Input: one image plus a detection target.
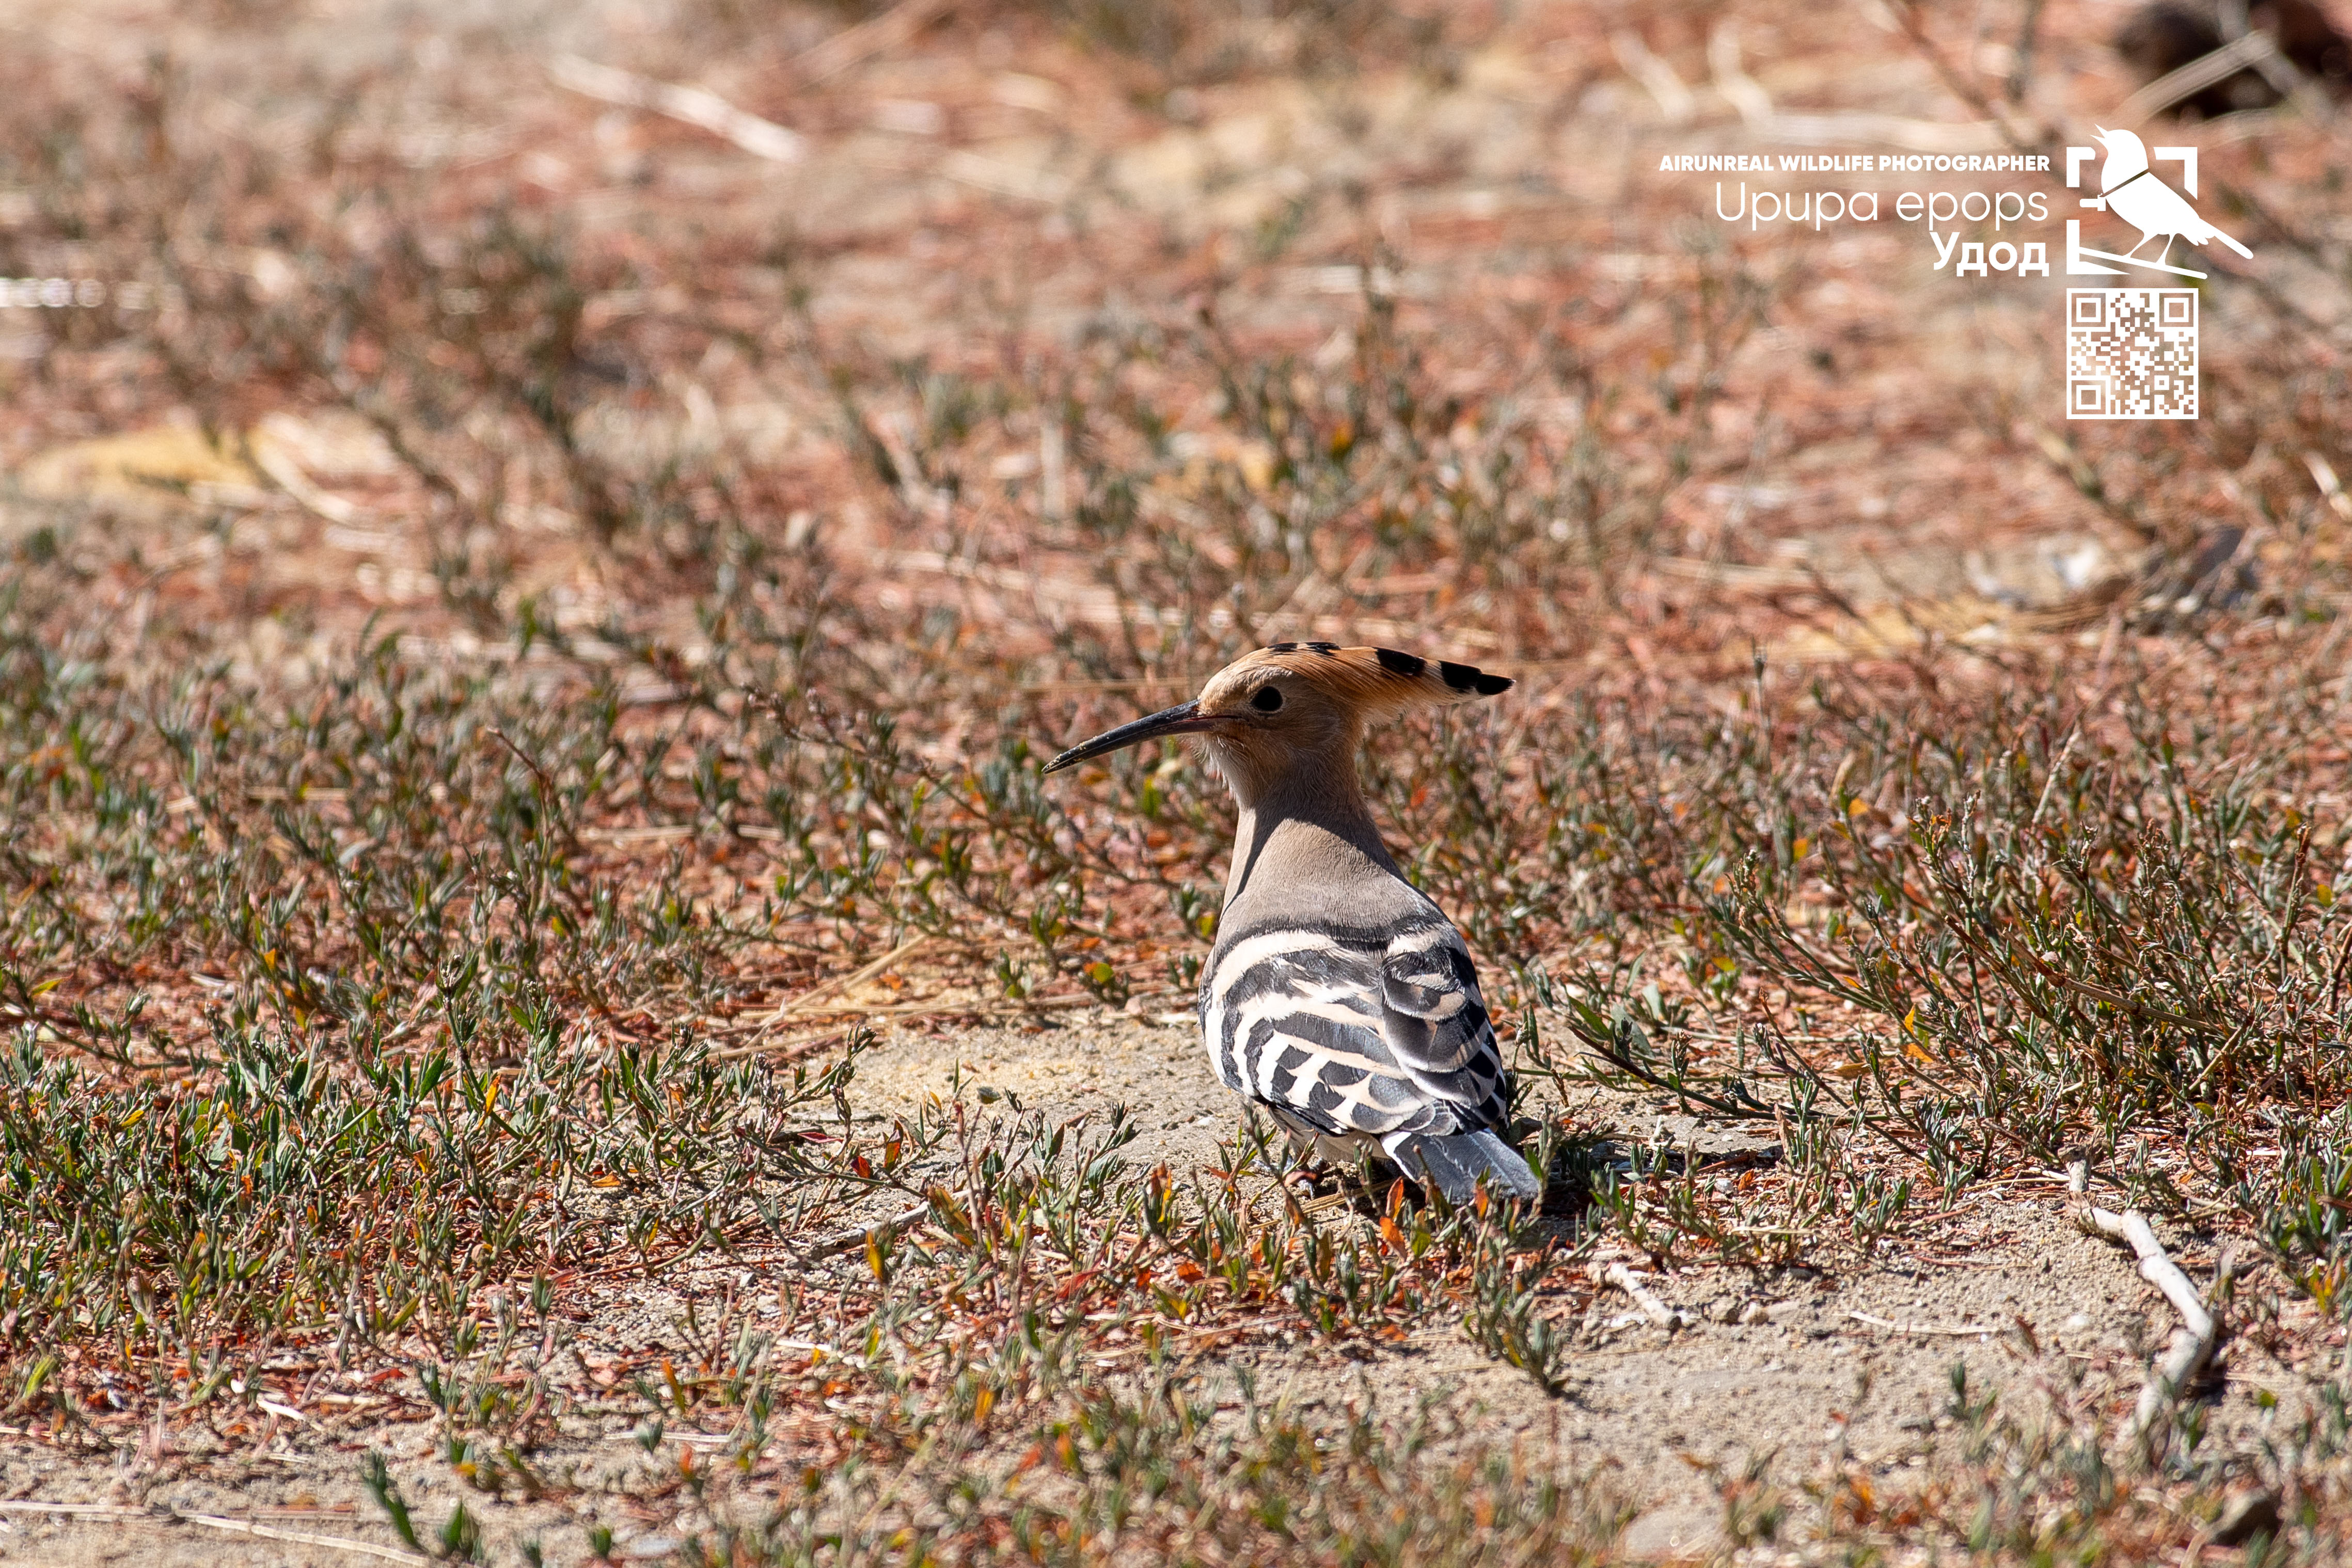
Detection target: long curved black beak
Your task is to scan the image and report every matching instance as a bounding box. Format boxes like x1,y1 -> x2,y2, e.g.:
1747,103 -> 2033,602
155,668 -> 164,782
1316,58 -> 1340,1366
1041,701 -> 1221,774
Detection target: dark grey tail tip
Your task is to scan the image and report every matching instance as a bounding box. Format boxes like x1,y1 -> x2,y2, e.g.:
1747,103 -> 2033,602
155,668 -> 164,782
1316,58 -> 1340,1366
1435,1169 -> 1542,1207
1394,1130 -> 1542,1205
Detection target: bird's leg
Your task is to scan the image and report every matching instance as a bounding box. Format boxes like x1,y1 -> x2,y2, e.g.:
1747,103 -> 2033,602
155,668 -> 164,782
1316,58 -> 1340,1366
2119,232 -> 2154,260
2154,233 -> 2176,267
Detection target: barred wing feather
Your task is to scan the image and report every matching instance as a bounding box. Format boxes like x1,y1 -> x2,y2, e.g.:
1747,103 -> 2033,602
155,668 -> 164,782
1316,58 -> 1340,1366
1198,917 -> 1536,1201
1200,924 -> 1447,1139
1201,918 -> 1510,1136
1378,929 -> 1511,1127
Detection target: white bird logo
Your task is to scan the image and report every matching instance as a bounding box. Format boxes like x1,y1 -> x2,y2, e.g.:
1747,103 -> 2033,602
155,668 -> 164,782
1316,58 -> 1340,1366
2088,126 -> 2251,268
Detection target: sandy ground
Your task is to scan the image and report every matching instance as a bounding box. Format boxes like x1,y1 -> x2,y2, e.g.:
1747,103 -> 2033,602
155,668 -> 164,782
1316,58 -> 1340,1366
1,1013 -> 2326,1565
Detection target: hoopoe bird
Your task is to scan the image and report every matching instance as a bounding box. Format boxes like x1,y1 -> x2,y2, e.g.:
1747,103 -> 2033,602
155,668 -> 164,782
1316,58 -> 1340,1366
1044,643 -> 1541,1202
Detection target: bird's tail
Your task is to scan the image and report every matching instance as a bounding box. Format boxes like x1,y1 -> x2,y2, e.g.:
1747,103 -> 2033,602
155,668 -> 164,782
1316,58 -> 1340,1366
2211,225 -> 2252,259
1385,1128 -> 1542,1203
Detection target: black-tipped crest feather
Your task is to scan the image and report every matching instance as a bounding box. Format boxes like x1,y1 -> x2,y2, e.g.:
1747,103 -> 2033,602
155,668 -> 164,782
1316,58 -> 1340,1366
1222,645 -> 1513,710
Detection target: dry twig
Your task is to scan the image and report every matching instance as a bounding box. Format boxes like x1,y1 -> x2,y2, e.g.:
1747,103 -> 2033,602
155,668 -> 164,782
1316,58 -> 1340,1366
1847,1309 -> 1997,1337
710,989 -> 1104,1060
799,1203 -> 930,1261
549,55 -> 804,163
0,1501 -> 427,1564
1599,1262 -> 1690,1329
791,0 -> 954,84
2070,1161 -> 2221,1453
763,933 -> 933,1025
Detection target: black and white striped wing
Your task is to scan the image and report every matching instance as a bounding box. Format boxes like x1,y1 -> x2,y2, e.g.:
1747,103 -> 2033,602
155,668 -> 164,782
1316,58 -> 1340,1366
1379,928 -> 1511,1128
1199,926 -> 1450,1141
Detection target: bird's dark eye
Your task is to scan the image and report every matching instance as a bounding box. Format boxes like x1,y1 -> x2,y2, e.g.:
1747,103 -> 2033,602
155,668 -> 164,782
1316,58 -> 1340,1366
1251,686 -> 1284,712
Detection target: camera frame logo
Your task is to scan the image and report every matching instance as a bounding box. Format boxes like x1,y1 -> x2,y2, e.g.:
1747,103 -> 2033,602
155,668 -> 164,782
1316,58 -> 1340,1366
2061,128 -> 2247,422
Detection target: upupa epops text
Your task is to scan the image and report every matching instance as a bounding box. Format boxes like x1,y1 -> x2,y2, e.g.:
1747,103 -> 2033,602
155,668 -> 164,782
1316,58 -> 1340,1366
1045,643 -> 1541,1202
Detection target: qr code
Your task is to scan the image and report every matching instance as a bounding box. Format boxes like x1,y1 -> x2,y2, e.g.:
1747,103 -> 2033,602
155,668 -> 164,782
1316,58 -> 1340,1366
2066,289 -> 2197,420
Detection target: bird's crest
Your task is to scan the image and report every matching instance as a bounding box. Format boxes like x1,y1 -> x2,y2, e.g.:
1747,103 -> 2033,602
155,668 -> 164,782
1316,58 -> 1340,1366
1203,642 -> 1513,714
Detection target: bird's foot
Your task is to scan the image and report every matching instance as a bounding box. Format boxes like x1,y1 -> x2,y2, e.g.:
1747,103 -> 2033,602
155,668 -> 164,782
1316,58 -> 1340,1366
1284,1166 -> 1337,1196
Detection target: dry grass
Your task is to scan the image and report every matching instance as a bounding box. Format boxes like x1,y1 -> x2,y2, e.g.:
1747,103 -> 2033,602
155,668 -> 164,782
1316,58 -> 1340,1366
4,0 -> 2352,1561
